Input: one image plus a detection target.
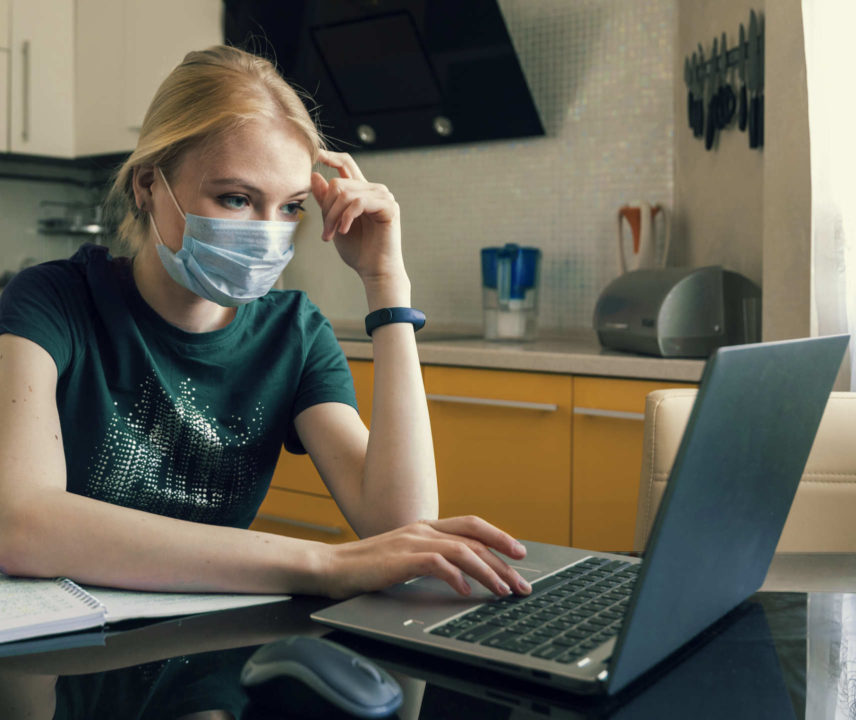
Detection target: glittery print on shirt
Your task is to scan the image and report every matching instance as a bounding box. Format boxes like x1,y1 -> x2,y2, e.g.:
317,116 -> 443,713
85,373 -> 265,523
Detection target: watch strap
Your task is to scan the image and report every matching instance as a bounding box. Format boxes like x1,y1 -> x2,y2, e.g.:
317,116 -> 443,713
365,307 -> 426,336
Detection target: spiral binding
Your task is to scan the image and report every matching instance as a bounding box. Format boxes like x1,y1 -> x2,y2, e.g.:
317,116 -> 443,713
56,578 -> 105,612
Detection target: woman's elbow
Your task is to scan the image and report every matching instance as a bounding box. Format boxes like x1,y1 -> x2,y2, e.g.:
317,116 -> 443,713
0,495 -> 50,578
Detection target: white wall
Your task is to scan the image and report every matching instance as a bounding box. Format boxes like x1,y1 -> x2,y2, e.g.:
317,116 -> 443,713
673,0 -> 811,342
761,0 -> 810,341
280,0 -> 677,332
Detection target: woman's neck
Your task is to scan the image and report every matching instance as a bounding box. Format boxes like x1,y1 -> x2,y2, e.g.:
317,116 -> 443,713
131,243 -> 237,333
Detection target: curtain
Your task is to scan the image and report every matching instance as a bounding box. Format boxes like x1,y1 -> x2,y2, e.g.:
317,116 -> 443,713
803,4 -> 856,715
807,593 -> 856,719
803,0 -> 856,390
804,0 -> 856,390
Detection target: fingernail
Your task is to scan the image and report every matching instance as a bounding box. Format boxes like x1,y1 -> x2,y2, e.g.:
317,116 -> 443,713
497,581 -> 511,596
518,578 -> 531,594
514,541 -> 526,555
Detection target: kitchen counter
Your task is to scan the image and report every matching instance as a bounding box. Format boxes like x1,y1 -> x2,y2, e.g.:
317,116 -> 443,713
333,323 -> 707,382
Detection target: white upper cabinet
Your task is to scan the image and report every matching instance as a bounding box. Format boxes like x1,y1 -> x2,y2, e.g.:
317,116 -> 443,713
121,0 -> 223,133
0,51 -> 8,154
0,0 -> 9,153
2,0 -> 222,159
0,0 -> 8,46
9,0 -> 75,157
76,0 -> 222,157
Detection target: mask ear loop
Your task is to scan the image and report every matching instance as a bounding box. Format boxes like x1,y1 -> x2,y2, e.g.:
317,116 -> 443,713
149,166 -> 186,247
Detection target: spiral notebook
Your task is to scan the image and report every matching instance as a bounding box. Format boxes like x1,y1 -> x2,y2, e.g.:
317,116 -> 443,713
0,574 -> 290,644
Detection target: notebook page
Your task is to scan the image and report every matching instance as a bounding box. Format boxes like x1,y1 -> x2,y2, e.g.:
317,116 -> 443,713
0,576 -> 105,643
81,585 -> 291,624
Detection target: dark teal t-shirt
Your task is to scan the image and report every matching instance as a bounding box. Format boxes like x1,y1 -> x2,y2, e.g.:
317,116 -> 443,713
0,244 -> 357,528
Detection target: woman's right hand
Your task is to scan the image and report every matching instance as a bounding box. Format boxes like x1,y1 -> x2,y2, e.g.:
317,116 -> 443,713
318,516 -> 533,600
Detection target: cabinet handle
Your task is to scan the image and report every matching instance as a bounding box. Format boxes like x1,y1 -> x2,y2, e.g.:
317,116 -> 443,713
20,40 -> 29,142
426,393 -> 558,412
573,407 -> 645,421
254,513 -> 343,536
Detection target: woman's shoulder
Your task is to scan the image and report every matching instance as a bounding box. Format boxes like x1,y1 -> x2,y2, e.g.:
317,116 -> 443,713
251,289 -> 336,340
2,244 -> 123,304
3,254 -> 85,300
255,288 -> 326,320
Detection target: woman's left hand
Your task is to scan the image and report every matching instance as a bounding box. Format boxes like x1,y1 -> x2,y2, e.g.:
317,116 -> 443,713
310,151 -> 407,291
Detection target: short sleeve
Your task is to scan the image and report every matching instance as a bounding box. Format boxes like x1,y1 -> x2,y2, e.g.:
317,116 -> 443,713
284,300 -> 358,454
0,263 -> 79,373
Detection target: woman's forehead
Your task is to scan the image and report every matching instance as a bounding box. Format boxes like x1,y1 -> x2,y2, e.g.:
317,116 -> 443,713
178,118 -> 313,196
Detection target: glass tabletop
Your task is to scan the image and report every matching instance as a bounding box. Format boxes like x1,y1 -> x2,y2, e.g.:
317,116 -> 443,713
0,589 -> 853,719
2,550 -> 856,720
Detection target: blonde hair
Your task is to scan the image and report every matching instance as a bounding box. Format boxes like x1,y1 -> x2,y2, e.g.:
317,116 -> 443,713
107,45 -> 323,255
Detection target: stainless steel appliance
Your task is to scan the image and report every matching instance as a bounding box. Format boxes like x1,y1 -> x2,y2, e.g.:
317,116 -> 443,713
593,266 -> 761,358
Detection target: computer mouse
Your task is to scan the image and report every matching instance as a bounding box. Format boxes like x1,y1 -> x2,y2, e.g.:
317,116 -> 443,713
240,635 -> 403,719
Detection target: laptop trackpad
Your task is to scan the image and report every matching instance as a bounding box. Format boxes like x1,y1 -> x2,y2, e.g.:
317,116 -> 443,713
395,564 -> 546,601
509,564 -> 548,580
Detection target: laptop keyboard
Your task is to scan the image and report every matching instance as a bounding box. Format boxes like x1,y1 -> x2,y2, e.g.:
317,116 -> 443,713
429,557 -> 639,664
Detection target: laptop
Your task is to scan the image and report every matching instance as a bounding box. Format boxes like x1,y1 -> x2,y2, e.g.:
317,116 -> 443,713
326,598 -> 795,719
313,335 -> 848,696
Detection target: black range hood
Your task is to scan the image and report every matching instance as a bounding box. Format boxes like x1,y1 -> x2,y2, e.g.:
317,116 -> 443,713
223,0 -> 544,152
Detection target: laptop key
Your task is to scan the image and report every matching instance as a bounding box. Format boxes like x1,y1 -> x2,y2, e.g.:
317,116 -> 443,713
586,616 -> 610,628
457,624 -> 504,643
483,631 -> 524,647
555,649 -> 585,664
529,629 -> 557,641
531,643 -> 566,660
529,574 -> 568,595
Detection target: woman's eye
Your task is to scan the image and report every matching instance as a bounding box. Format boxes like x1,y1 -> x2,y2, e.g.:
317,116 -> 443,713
221,195 -> 249,210
282,202 -> 306,220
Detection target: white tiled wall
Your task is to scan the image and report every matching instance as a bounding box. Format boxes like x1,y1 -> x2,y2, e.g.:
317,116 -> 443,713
0,160 -> 100,276
283,0 -> 676,332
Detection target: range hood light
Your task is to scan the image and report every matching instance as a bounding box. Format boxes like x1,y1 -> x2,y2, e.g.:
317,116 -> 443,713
356,124 -> 377,144
433,116 -> 453,137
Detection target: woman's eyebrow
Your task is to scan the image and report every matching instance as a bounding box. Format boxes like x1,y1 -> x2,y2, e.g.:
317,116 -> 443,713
206,178 -> 311,196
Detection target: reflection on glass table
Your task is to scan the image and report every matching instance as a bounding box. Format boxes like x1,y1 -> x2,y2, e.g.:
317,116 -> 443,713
0,555 -> 853,719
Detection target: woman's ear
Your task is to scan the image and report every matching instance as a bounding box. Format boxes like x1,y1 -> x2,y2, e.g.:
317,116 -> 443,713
132,166 -> 156,213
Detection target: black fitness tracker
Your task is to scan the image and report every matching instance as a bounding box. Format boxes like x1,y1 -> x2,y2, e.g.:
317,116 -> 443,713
364,307 -> 426,337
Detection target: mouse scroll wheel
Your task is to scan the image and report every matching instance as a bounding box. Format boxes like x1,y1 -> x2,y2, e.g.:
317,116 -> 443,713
351,657 -> 383,683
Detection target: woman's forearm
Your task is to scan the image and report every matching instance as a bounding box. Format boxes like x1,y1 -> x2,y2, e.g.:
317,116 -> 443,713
359,277 -> 439,534
0,487 -> 328,595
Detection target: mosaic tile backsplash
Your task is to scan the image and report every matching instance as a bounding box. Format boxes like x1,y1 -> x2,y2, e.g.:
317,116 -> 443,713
283,0 -> 676,332
0,0 -> 675,335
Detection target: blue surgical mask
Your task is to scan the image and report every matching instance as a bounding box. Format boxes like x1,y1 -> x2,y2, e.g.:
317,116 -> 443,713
149,167 -> 298,307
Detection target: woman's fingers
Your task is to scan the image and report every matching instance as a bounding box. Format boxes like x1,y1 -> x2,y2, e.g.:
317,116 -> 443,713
435,538 -> 520,596
326,516 -> 533,600
389,519 -> 531,597
376,542 -> 508,598
409,552 -> 472,597
419,518 -> 531,595
310,171 -> 328,200
317,178 -> 396,241
428,515 -> 528,561
317,150 -> 367,182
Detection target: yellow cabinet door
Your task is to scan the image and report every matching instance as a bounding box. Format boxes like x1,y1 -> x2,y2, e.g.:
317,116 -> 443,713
251,359 -> 373,541
253,487 -> 359,543
425,366 -> 573,545
572,376 -> 694,552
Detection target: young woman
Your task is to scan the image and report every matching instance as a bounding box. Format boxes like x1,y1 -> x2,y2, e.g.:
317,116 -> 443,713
0,45 -> 531,602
